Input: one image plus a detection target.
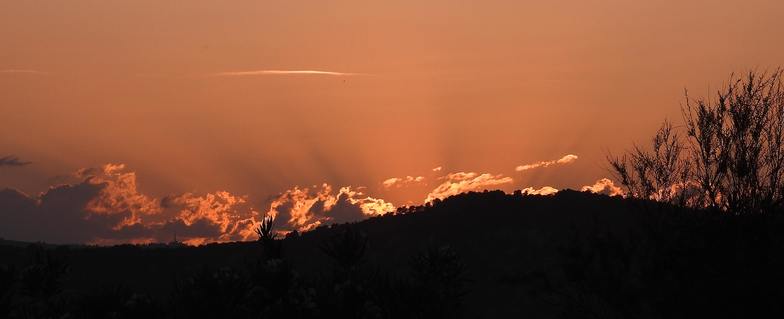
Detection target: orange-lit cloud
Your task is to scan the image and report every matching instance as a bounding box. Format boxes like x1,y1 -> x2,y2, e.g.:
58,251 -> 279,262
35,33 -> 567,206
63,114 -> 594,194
515,154 -> 578,172
213,70 -> 361,77
578,178 -> 707,205
161,191 -> 260,243
580,178 -> 624,197
265,184 -> 394,232
520,186 -> 559,195
425,172 -> 513,203
432,166 -> 443,172
81,164 -> 161,228
382,175 -> 425,188
339,187 -> 395,216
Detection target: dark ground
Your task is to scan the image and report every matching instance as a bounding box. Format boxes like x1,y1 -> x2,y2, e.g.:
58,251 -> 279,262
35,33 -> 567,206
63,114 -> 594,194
3,190 -> 784,318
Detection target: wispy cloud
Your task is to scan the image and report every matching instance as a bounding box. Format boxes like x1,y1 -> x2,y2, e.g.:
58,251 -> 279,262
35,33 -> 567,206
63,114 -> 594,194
0,69 -> 47,75
515,154 -> 578,172
425,172 -> 513,203
0,155 -> 31,167
213,69 -> 362,77
382,176 -> 425,189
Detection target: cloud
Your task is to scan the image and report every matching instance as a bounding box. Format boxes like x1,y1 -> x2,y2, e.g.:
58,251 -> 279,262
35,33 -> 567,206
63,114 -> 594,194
0,69 -> 47,75
425,172 -> 513,203
432,166 -> 443,172
579,178 -> 708,205
556,154 -> 579,164
265,184 -> 394,232
581,178 -> 624,197
213,70 -> 361,77
520,186 -> 560,195
0,155 -> 31,167
662,181 -> 703,206
382,176 -> 425,188
156,191 -> 260,245
515,154 -> 578,172
0,164 -> 261,245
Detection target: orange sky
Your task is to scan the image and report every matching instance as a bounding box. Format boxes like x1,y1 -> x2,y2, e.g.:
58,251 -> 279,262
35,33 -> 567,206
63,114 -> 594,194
1,1 -> 783,243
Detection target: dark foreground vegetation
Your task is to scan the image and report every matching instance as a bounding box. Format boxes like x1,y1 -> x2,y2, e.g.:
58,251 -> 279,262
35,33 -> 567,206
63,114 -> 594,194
2,190 -> 784,318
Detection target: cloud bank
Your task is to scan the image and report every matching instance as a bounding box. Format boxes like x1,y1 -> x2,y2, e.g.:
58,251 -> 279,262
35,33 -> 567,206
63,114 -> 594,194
0,161 -> 402,245
0,161 -> 627,245
0,164 -> 403,244
0,164 -> 261,245
515,154 -> 578,172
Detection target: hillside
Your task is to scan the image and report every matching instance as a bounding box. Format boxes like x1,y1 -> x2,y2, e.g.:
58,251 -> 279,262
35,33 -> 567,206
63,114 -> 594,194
2,190 -> 784,318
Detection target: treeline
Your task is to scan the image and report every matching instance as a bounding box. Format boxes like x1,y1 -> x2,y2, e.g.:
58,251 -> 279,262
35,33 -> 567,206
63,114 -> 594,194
0,225 -> 467,319
3,189 -> 784,318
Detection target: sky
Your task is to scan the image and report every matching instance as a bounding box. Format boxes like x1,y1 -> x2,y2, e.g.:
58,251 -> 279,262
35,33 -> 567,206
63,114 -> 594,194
1,0 -> 783,244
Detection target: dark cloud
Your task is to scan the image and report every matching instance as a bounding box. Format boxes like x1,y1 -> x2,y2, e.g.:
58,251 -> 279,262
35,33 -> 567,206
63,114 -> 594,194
326,193 -> 366,225
159,219 -> 223,239
0,155 -> 31,167
0,164 -> 261,245
0,183 -> 106,244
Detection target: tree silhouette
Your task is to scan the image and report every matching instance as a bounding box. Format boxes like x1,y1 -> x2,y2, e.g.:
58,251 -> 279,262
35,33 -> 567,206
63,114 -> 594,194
0,265 -> 16,317
255,215 -> 282,259
410,245 -> 467,318
611,69 -> 784,214
609,120 -> 691,205
320,227 -> 368,278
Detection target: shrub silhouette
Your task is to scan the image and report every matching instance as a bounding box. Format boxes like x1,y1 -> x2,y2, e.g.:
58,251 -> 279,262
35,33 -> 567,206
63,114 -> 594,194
409,245 -> 467,318
20,245 -> 68,300
611,69 -> 784,214
73,285 -> 162,319
0,265 -> 16,317
609,120 -> 692,206
320,227 -> 368,278
171,267 -> 250,319
0,245 -> 70,319
255,215 -> 282,259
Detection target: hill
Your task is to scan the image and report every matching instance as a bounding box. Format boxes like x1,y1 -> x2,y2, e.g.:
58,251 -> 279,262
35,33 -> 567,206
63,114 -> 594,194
2,190 -> 784,318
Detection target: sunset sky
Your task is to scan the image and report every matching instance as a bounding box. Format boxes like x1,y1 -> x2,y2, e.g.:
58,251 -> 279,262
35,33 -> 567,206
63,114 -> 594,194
1,0 -> 783,244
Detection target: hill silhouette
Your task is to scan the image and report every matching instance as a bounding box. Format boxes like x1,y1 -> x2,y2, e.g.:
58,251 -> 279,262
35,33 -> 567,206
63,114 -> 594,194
2,189 -> 784,318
